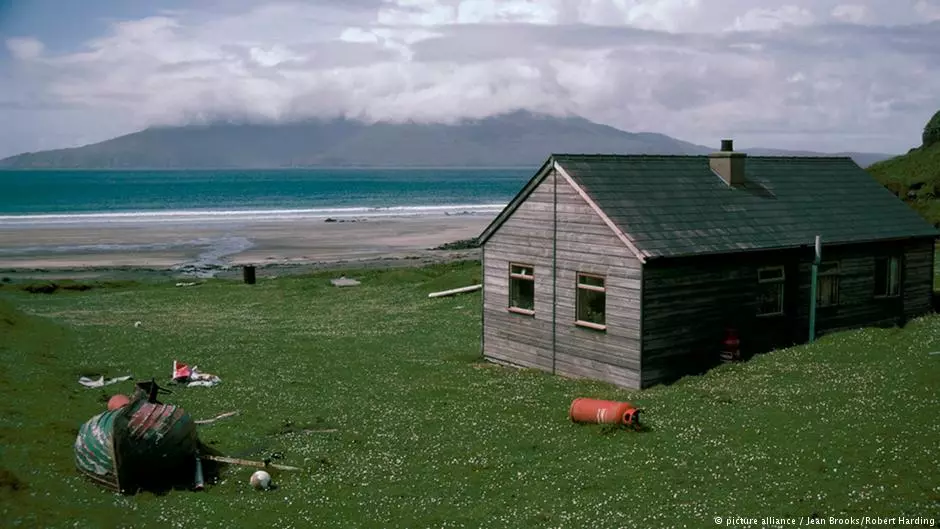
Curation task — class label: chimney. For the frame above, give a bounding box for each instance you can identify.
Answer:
[710,139,746,187]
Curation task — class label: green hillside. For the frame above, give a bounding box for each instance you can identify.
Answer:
[867,111,940,225]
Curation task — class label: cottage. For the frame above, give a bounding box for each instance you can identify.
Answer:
[478,141,939,389]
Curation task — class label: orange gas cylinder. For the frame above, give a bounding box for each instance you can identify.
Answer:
[107,394,130,410]
[569,398,641,428]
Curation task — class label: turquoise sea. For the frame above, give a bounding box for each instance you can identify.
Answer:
[0,169,530,224]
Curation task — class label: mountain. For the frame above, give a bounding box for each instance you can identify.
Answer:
[0,110,892,169]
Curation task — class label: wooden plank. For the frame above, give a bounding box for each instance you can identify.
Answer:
[553,353,640,389]
[554,339,641,370]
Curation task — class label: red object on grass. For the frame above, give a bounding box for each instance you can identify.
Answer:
[107,394,130,410]
[173,361,193,381]
[569,398,641,428]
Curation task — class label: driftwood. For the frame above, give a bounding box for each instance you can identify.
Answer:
[195,411,239,425]
[428,284,482,298]
[200,454,302,471]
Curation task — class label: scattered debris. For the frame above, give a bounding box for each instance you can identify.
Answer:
[172,361,222,387]
[195,411,239,425]
[175,282,199,287]
[324,217,337,223]
[331,276,361,287]
[250,470,272,490]
[428,284,482,298]
[302,428,338,434]
[929,351,940,356]
[78,375,133,388]
[201,454,301,471]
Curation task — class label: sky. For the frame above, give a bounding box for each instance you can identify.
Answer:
[1,0,939,158]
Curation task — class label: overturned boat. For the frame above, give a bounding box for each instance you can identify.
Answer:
[74,380,201,494]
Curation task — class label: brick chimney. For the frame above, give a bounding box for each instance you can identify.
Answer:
[710,139,746,186]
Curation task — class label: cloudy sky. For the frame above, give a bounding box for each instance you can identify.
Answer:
[1,0,938,158]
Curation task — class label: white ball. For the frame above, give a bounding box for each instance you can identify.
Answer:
[250,470,272,490]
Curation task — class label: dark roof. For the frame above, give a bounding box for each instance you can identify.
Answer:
[481,154,938,260]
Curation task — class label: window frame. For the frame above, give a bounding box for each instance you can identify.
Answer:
[507,262,536,315]
[756,265,786,317]
[816,261,841,308]
[575,272,607,331]
[873,255,902,299]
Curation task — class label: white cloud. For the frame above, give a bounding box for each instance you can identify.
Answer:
[915,0,940,21]
[5,37,45,60]
[1,0,939,157]
[729,5,815,32]
[831,4,870,23]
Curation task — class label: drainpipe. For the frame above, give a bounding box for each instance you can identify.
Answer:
[809,235,821,343]
[552,167,558,375]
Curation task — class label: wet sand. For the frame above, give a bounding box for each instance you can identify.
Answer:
[0,214,491,278]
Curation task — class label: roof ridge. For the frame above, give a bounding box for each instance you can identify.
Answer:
[551,153,856,160]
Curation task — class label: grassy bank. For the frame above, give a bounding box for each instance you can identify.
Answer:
[1,262,938,528]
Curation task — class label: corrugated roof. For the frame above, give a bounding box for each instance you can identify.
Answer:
[551,154,939,259]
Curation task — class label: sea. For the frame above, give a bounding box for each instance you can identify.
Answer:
[0,169,529,268]
[0,168,529,224]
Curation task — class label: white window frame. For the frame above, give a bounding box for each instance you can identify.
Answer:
[757,265,785,317]
[508,263,535,315]
[816,261,841,308]
[576,272,607,331]
[873,255,902,298]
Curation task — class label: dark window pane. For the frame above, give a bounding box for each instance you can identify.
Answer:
[577,288,606,325]
[758,283,784,315]
[578,275,605,288]
[511,265,533,276]
[510,277,535,310]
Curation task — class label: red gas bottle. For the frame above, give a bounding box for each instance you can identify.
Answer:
[569,398,641,428]
[721,327,740,363]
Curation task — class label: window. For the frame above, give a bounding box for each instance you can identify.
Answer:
[874,256,901,297]
[508,264,535,314]
[816,262,841,307]
[576,273,606,330]
[757,266,785,316]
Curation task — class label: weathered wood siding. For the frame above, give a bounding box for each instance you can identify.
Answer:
[641,256,769,389]
[482,169,643,388]
[641,238,935,388]
[791,241,932,332]
[902,238,934,320]
[483,171,556,372]
[551,175,642,389]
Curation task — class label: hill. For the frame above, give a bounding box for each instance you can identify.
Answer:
[0,111,892,169]
[867,142,940,225]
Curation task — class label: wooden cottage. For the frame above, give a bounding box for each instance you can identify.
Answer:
[478,141,939,389]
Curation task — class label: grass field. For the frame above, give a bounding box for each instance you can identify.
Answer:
[1,261,938,528]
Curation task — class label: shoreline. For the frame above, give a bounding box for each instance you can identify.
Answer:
[0,213,491,279]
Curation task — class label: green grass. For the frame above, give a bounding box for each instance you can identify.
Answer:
[868,142,940,225]
[1,262,938,528]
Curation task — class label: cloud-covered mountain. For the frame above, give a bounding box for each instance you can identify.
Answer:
[2,1,938,158]
[0,111,892,169]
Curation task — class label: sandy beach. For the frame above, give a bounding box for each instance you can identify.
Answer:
[0,214,492,278]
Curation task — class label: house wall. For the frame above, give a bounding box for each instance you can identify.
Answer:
[641,237,935,388]
[482,168,643,388]
[482,170,557,372]
[791,238,935,331]
[551,174,642,388]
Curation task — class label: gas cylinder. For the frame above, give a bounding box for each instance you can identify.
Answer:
[721,327,740,363]
[569,398,641,428]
